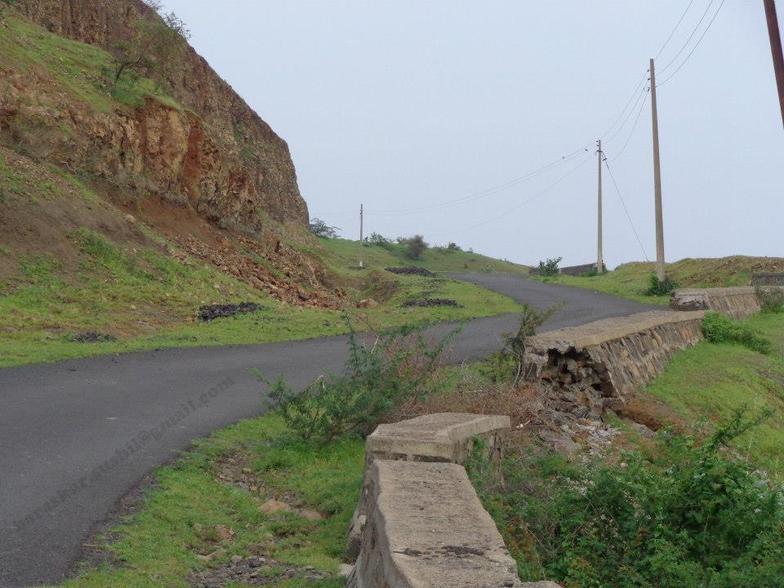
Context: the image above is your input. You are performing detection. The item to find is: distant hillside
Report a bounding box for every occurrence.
[536,256,784,304]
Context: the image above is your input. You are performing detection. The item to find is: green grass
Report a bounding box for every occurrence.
[310,237,529,280]
[647,312,784,478]
[0,11,182,113]
[0,229,521,368]
[66,414,363,587]
[534,257,784,305]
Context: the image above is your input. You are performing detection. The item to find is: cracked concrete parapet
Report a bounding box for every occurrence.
[350,460,523,588]
[347,413,510,563]
[345,413,558,587]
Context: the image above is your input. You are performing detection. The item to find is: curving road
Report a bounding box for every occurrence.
[0,273,653,586]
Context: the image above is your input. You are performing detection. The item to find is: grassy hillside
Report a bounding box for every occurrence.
[307,237,529,279]
[535,257,784,304]
[0,13,524,368]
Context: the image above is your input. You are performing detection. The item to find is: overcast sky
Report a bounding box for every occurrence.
[159,0,781,267]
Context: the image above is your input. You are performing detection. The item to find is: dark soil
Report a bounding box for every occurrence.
[189,555,330,587]
[197,302,263,322]
[385,266,434,277]
[68,332,118,343]
[402,298,460,308]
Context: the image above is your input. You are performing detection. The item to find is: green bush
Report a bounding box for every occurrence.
[645,272,677,295]
[702,312,772,354]
[756,286,784,313]
[469,409,784,587]
[367,232,393,249]
[536,257,561,277]
[264,322,457,443]
[398,235,428,260]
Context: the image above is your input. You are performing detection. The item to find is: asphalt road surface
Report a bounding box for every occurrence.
[0,273,654,586]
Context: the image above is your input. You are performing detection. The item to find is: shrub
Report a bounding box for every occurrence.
[367,232,393,249]
[502,304,559,384]
[398,235,428,260]
[308,218,339,239]
[702,312,771,354]
[469,409,784,587]
[446,242,462,252]
[264,322,458,443]
[537,257,561,277]
[645,273,677,295]
[756,286,784,313]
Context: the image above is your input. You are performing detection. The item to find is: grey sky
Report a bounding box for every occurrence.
[160,0,781,267]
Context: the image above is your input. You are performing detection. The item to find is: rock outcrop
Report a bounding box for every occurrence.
[3,0,307,231]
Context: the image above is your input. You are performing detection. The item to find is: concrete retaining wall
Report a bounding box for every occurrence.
[346,413,558,588]
[525,311,705,409]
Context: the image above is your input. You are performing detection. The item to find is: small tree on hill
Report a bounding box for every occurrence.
[309,218,340,238]
[399,235,428,260]
[112,2,190,85]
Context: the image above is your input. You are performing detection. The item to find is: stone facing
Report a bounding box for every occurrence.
[525,311,705,405]
[670,287,763,319]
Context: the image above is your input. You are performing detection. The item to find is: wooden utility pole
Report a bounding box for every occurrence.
[358,203,364,269]
[596,139,604,274]
[764,0,784,127]
[649,59,666,283]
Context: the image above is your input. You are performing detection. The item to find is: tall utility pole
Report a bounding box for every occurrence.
[358,203,364,269]
[764,0,784,127]
[649,59,666,283]
[596,139,604,274]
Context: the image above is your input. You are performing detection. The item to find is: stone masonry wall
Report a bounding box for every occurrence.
[525,311,705,412]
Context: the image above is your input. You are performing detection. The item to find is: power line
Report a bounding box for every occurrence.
[442,153,594,236]
[604,84,649,145]
[603,157,650,261]
[599,70,649,139]
[608,87,650,160]
[655,0,698,59]
[368,145,590,216]
[657,0,727,87]
[659,0,718,73]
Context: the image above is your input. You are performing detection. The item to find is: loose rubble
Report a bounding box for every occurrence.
[385,266,434,277]
[197,302,263,322]
[402,297,459,308]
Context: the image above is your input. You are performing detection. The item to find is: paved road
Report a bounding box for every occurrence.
[0,274,653,586]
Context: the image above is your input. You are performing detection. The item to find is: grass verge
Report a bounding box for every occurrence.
[67,414,363,587]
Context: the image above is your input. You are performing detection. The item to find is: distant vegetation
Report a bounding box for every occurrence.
[308,217,340,239]
[536,256,562,277]
[533,257,784,304]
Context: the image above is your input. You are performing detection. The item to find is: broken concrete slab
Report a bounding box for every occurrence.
[366,412,511,464]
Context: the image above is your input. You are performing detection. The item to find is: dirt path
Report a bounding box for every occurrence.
[0,273,654,586]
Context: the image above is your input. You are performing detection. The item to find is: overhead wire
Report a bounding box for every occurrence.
[659,0,717,73]
[608,87,650,160]
[603,157,650,261]
[603,83,649,145]
[367,145,590,216]
[657,0,727,87]
[654,0,698,59]
[442,152,594,236]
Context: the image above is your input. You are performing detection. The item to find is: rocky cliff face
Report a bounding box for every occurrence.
[5,0,308,230]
